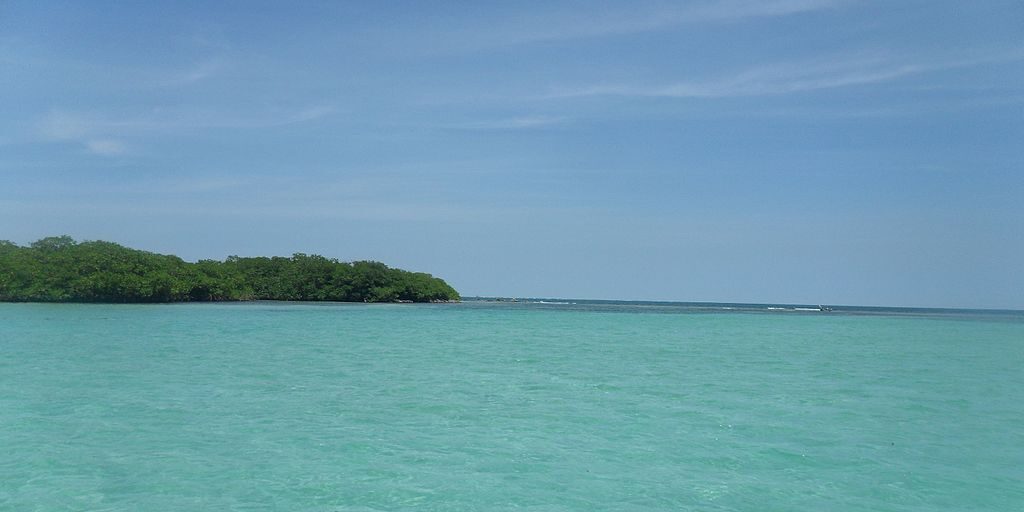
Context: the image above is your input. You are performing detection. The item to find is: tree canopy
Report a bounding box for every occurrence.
[0,236,459,303]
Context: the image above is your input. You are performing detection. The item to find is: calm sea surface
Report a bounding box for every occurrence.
[1,300,1022,511]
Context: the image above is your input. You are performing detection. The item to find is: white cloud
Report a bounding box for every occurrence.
[545,49,1024,99]
[34,103,335,153]
[685,0,849,21]
[286,105,336,124]
[438,0,849,48]
[457,115,568,130]
[37,111,96,140]
[161,59,223,86]
[35,112,128,156]
[85,139,127,156]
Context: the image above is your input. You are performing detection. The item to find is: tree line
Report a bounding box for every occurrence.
[0,236,460,303]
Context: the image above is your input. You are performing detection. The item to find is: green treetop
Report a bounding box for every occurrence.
[0,237,460,303]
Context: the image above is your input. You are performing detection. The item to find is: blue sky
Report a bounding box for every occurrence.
[1,1,1022,308]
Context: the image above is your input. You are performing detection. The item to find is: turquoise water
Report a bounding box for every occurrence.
[1,301,1022,511]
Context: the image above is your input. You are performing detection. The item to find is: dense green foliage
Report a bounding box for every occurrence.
[0,236,459,303]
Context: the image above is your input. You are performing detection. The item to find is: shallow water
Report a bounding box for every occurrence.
[1,301,1022,510]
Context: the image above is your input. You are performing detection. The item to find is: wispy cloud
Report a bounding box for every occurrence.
[455,115,569,130]
[729,93,1024,120]
[160,59,223,86]
[685,0,850,21]
[34,104,336,154]
[85,139,127,156]
[544,49,1024,99]
[36,111,130,156]
[37,111,99,141]
[288,105,336,124]
[439,0,849,48]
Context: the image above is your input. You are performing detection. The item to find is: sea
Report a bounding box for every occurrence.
[1,299,1022,511]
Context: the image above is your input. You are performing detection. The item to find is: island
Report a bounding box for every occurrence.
[0,236,460,303]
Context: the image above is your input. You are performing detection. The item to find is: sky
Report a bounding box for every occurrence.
[1,1,1022,309]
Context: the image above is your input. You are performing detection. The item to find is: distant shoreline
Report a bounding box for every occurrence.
[2,299,1020,321]
[460,297,1024,316]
